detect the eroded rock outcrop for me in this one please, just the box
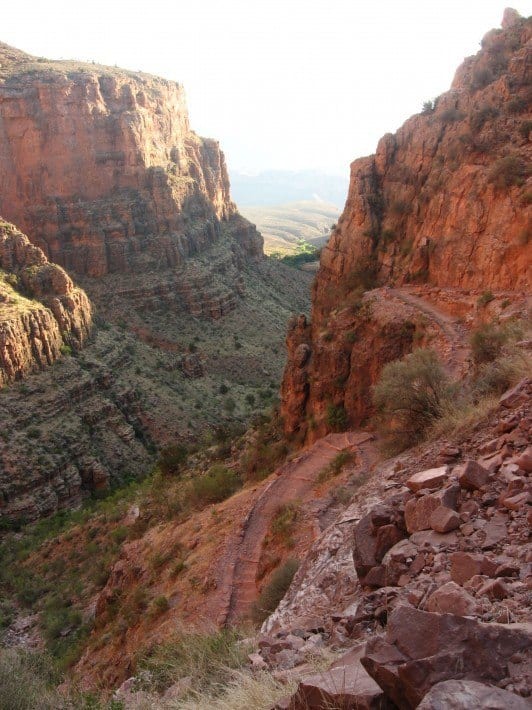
[281,12,531,440]
[0,43,262,279]
[0,218,91,386]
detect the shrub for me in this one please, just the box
[439,107,465,124]
[0,649,65,709]
[470,322,507,364]
[422,99,435,114]
[251,559,299,625]
[157,444,188,476]
[373,349,451,453]
[192,465,241,504]
[317,450,354,484]
[149,595,169,616]
[477,290,495,307]
[138,627,248,696]
[326,404,348,432]
[270,502,299,542]
[488,155,528,189]
[469,105,498,133]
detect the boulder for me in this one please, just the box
[456,460,489,491]
[516,447,532,473]
[450,552,497,585]
[429,506,460,533]
[418,679,531,709]
[405,467,448,493]
[286,643,391,709]
[361,606,532,709]
[405,484,460,533]
[426,581,479,616]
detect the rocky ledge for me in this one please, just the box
[0,218,92,386]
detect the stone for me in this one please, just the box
[405,484,460,533]
[477,578,509,600]
[418,679,531,709]
[482,512,508,550]
[500,380,530,409]
[286,644,389,710]
[426,581,479,616]
[430,506,460,533]
[456,460,489,491]
[450,552,498,585]
[516,447,532,473]
[406,467,449,493]
[361,607,532,710]
[501,491,531,511]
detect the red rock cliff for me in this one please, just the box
[282,10,531,441]
[0,218,92,386]
[0,43,262,278]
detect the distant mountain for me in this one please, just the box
[240,200,339,255]
[230,169,349,208]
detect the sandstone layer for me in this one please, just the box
[282,12,531,440]
[0,218,91,387]
[0,42,262,280]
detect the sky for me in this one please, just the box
[2,1,531,176]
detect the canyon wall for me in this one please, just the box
[0,219,91,386]
[0,42,262,280]
[282,10,531,440]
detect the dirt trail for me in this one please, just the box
[217,431,375,626]
[390,287,470,377]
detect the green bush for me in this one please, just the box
[317,450,354,484]
[251,559,299,625]
[326,404,348,432]
[270,502,299,542]
[373,349,451,453]
[0,649,65,709]
[157,444,188,476]
[488,155,528,189]
[192,465,241,504]
[138,628,248,696]
[470,322,508,364]
[477,290,495,307]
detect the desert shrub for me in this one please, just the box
[469,105,498,133]
[473,356,526,396]
[470,322,508,364]
[471,67,494,91]
[422,99,435,114]
[192,465,241,504]
[488,155,528,189]
[149,595,169,617]
[317,450,354,484]
[251,559,299,625]
[477,290,495,307]
[138,627,248,696]
[270,502,299,543]
[373,349,451,453]
[0,649,66,709]
[519,120,532,141]
[439,107,465,123]
[157,444,188,476]
[326,404,348,432]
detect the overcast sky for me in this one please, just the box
[2,1,531,175]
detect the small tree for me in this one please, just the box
[373,349,450,453]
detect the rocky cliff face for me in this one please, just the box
[282,11,531,440]
[0,43,262,280]
[0,219,91,386]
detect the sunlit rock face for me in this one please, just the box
[281,12,531,441]
[0,42,262,278]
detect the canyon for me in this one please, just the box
[0,7,530,710]
[281,8,531,442]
